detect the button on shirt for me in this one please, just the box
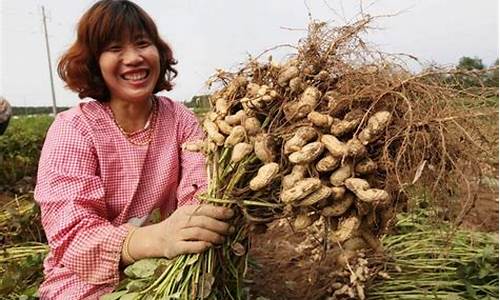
[34,96,207,299]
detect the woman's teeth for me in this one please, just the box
[123,71,148,81]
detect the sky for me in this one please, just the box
[0,0,498,107]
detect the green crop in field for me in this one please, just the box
[0,115,54,190]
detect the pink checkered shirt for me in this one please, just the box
[34,96,207,299]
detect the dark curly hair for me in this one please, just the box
[58,0,177,102]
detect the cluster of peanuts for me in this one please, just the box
[183,58,393,251]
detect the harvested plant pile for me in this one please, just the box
[0,194,44,245]
[0,194,46,299]
[368,211,499,299]
[0,242,49,298]
[107,16,498,299]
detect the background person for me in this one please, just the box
[0,97,12,135]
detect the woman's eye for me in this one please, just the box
[136,39,151,48]
[107,46,121,52]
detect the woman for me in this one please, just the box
[34,1,233,299]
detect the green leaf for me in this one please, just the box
[124,258,161,279]
[120,292,140,300]
[126,280,147,292]
[464,280,477,298]
[147,208,162,224]
[478,264,493,279]
[99,290,128,300]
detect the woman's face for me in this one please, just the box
[98,34,160,104]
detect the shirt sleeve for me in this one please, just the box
[34,116,130,285]
[175,105,208,206]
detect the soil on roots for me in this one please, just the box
[247,220,350,300]
[460,185,499,232]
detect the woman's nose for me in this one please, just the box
[121,46,143,65]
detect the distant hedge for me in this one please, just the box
[12,107,70,116]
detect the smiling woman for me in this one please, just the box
[57,0,177,103]
[34,1,233,299]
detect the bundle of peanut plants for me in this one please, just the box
[368,209,498,299]
[0,242,49,298]
[106,16,497,299]
[0,194,44,245]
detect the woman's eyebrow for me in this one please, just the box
[133,32,151,40]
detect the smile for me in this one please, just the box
[121,70,149,81]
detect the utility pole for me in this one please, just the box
[41,6,57,116]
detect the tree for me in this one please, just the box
[454,56,487,88]
[457,56,485,71]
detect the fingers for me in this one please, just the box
[180,227,225,244]
[159,205,236,259]
[176,241,212,256]
[184,215,234,235]
[186,204,234,220]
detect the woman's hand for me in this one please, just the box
[127,205,234,261]
[157,204,235,258]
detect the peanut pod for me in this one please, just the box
[329,164,352,186]
[278,66,300,87]
[244,117,262,136]
[289,77,304,93]
[249,162,280,191]
[354,158,377,175]
[215,97,230,117]
[329,215,360,243]
[314,70,329,81]
[296,86,320,118]
[230,142,254,163]
[224,110,247,126]
[288,142,324,164]
[282,165,307,190]
[203,119,225,146]
[330,110,363,136]
[331,186,346,200]
[345,178,390,203]
[321,134,348,157]
[316,154,340,172]
[224,126,246,147]
[205,111,219,122]
[293,213,313,230]
[181,140,204,152]
[225,76,247,96]
[321,192,354,217]
[215,119,233,135]
[283,86,320,121]
[254,133,275,163]
[358,111,391,145]
[284,126,317,155]
[308,111,334,128]
[342,237,368,251]
[346,138,367,157]
[297,185,332,206]
[280,178,322,203]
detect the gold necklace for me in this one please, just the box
[111,96,158,146]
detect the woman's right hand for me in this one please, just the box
[128,204,234,261]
